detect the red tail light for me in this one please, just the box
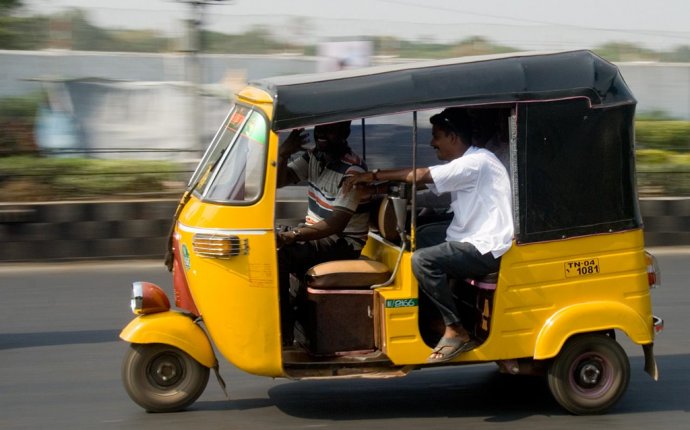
[644,251,661,289]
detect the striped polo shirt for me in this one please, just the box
[288,149,371,250]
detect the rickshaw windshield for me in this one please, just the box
[190,104,268,204]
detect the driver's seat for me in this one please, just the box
[297,199,395,354]
[304,195,397,288]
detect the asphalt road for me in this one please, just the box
[1,248,689,430]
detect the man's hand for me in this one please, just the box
[343,171,375,193]
[280,128,310,160]
[277,229,299,247]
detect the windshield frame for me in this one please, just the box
[187,108,234,189]
[190,103,270,206]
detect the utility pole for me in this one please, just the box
[177,1,233,154]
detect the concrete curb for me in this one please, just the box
[0,200,175,261]
[0,197,687,262]
[639,198,690,246]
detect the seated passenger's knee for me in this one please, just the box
[411,252,424,276]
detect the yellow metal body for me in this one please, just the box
[119,311,217,368]
[368,228,653,365]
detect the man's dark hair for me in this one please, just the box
[313,121,353,160]
[314,121,351,139]
[430,108,472,145]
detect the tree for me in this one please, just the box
[662,46,690,63]
[0,0,23,15]
[0,0,25,48]
[594,42,659,62]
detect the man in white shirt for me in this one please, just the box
[344,108,513,363]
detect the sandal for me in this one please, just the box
[427,337,476,363]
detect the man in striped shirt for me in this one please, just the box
[276,121,370,346]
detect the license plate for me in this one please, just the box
[564,258,600,278]
[385,298,418,308]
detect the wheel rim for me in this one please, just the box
[568,352,613,398]
[146,352,185,389]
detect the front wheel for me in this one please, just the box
[122,343,210,412]
[547,333,630,415]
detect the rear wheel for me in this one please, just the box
[547,333,630,415]
[122,343,209,412]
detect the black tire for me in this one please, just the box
[122,343,210,413]
[547,333,630,415]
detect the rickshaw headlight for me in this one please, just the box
[130,281,171,315]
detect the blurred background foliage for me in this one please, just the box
[1,1,689,200]
[635,121,690,151]
[0,156,181,201]
[636,120,690,196]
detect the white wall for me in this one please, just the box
[618,62,690,119]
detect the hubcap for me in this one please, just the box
[570,353,612,396]
[156,362,177,382]
[579,362,602,386]
[148,353,184,388]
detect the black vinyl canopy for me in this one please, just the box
[251,50,636,131]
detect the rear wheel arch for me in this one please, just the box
[534,302,650,360]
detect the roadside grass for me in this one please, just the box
[0,156,186,201]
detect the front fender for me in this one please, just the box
[120,311,217,368]
[534,301,652,360]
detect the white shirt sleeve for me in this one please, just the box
[429,156,480,193]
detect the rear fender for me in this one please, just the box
[120,311,217,368]
[534,301,651,360]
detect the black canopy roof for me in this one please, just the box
[250,50,636,131]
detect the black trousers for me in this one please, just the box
[412,222,500,327]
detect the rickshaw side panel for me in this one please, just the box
[361,238,432,364]
[175,212,283,376]
[484,229,653,360]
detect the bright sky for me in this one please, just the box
[23,0,690,50]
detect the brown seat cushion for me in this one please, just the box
[306,260,391,289]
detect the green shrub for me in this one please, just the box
[635,110,677,121]
[636,148,690,196]
[635,121,690,151]
[636,149,671,164]
[0,156,184,201]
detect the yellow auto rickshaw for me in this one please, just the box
[120,50,663,415]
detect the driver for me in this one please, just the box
[276,121,370,346]
[344,108,513,363]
